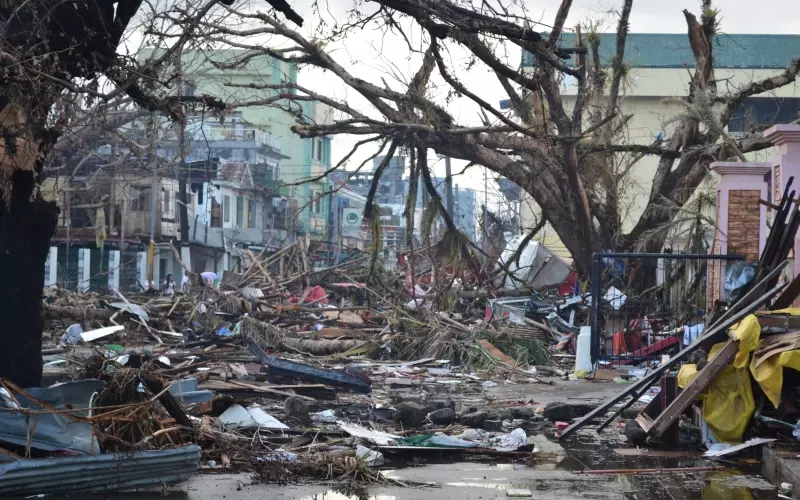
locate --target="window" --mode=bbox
[162,189,171,215]
[130,186,151,211]
[315,138,324,162]
[223,196,231,223]
[180,82,196,97]
[236,196,244,227]
[728,97,800,134]
[210,197,221,228]
[248,199,257,228]
[313,192,322,214]
[174,192,181,219]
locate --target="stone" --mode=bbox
[394,402,428,427]
[429,400,456,411]
[624,419,647,446]
[621,407,644,419]
[428,407,456,425]
[460,410,488,427]
[507,406,536,419]
[542,402,594,422]
[283,395,309,419]
[483,419,503,431]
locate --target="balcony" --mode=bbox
[120,127,282,155]
[187,219,290,247]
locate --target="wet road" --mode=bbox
[34,442,780,500]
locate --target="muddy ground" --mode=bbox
[31,378,783,500]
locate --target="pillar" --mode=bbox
[108,250,120,291]
[44,246,57,288]
[137,251,148,291]
[180,246,192,281]
[77,248,91,293]
[708,162,771,304]
[764,124,800,284]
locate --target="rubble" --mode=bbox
[16,243,587,495]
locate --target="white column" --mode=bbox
[152,252,161,290]
[223,251,231,272]
[180,246,192,281]
[44,246,57,288]
[77,248,91,292]
[108,250,120,291]
[136,251,148,291]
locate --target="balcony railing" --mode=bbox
[119,127,281,152]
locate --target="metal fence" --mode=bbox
[590,252,745,366]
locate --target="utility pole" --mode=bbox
[148,110,158,289]
[483,166,488,250]
[444,156,454,217]
[175,47,192,278]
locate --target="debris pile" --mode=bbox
[561,178,800,466]
[4,243,582,495]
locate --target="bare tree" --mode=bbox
[0,0,302,387]
[199,0,799,280]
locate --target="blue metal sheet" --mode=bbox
[0,445,201,495]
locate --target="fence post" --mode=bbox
[77,248,90,292]
[108,250,120,291]
[590,253,602,367]
[136,251,148,291]
[44,246,57,288]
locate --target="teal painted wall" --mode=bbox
[138,49,332,238]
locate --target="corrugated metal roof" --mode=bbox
[523,34,800,69]
[0,445,201,495]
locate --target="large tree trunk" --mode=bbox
[0,170,58,387]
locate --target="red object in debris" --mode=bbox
[555,421,569,431]
[304,285,329,305]
[558,271,578,296]
[614,335,679,366]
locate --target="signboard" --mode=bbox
[341,208,364,238]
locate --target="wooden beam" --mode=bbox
[647,340,738,438]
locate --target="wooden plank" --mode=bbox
[756,314,800,330]
[648,340,738,438]
[559,274,787,441]
[636,414,654,432]
[477,339,516,367]
[770,274,800,310]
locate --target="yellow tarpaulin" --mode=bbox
[751,349,800,408]
[675,315,762,444]
[729,314,760,369]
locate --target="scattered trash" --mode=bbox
[704,438,777,458]
[80,325,124,342]
[219,404,289,430]
[356,445,385,466]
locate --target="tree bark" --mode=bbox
[0,170,58,387]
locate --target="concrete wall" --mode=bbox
[517,65,800,258]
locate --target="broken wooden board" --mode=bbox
[477,339,516,367]
[647,340,738,438]
[756,313,800,330]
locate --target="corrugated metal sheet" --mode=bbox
[0,445,201,495]
[524,34,800,69]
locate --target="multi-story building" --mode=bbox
[42,111,292,290]
[137,49,335,243]
[510,33,800,259]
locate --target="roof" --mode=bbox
[523,34,800,69]
[217,161,254,188]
